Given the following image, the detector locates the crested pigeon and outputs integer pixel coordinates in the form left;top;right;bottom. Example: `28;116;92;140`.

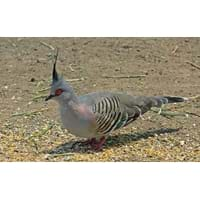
45;51;188;150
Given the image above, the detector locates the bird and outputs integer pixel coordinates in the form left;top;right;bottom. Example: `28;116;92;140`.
45;51;188;150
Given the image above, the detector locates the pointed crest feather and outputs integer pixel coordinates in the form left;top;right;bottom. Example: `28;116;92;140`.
53;48;59;82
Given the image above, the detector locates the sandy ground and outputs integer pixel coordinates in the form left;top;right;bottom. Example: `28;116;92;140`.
0;37;200;161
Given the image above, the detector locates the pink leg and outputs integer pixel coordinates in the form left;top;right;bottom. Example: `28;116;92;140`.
90;136;106;151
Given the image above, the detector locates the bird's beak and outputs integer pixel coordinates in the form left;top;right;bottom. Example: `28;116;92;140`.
45;94;55;101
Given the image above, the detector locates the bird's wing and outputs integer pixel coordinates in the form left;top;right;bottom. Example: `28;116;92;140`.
81;93;143;135
78;91;186;135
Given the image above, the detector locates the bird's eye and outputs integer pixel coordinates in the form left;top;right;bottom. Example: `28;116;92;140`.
55;88;64;96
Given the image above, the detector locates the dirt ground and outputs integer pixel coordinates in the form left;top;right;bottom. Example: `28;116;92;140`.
0;38;200;161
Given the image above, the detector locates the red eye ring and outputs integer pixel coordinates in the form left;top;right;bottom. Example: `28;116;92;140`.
55;88;64;96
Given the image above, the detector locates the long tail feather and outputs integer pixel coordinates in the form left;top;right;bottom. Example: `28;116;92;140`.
163;96;188;103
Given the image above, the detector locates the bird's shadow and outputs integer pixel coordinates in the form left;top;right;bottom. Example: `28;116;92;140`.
47;127;180;155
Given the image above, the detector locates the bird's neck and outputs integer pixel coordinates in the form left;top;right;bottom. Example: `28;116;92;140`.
58;91;80;107
69;93;79;104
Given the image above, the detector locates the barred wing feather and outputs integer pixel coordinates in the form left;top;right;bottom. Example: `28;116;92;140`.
92;96;142;135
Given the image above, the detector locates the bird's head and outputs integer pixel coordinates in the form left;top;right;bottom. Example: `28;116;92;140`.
45;50;74;102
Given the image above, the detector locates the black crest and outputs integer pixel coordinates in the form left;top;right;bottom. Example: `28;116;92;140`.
52;49;59;82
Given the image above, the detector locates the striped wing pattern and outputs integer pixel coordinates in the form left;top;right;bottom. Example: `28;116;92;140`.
92;96;142;135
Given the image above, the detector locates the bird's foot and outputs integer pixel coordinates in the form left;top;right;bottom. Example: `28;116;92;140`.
90;136;106;151
71;137;106;151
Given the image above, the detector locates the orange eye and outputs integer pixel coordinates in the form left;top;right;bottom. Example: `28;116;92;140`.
55;89;64;96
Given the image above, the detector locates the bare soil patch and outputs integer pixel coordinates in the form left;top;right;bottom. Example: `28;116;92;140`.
0;38;200;161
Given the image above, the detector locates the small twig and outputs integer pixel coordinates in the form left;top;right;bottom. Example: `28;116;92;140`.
7;39;17;47
32;94;47;101
69;64;75;72
25;124;54;153
66;77;85;82
36;81;45;88
150;108;173;120
185;112;200;117
38;87;50;93
11;43;17;47
12;108;48;117
188;95;200;101
102;75;146;79
185;61;200;70
40;41;55;50
27;124;54;140
151;108;189;118
171;45;179;54
83;40;92;45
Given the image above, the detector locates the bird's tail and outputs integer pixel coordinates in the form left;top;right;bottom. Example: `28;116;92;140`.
152;96;188;108
163;96;188;104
